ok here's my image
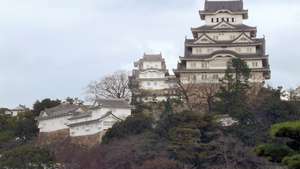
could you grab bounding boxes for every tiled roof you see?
[37,104,80,120]
[95,99,132,109]
[142,54,164,61]
[192,23,256,31]
[67,111,122,127]
[204,0,244,12]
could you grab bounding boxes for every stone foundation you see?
[37,129,70,145]
[70,131,107,147]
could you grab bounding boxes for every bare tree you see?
[176,80,220,113]
[85,71,131,102]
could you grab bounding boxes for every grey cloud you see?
[0,0,299,107]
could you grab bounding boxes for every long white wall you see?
[192,46,256,55]
[139,71,165,79]
[186,59,262,70]
[38,116,71,133]
[142,61,162,69]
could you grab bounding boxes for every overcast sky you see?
[0,0,300,108]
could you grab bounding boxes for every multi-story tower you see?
[174,0,270,84]
[130,54,177,102]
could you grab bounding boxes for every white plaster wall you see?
[180,73,226,84]
[139,71,165,79]
[69,108,131,137]
[140,80,168,90]
[205,13,244,25]
[143,61,162,69]
[206,32,250,41]
[38,116,71,133]
[192,46,256,55]
[186,58,231,70]
[70,122,101,137]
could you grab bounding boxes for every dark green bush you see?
[102,114,153,144]
[255,144,294,162]
[282,154,300,169]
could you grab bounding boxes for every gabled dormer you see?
[212,22,235,29]
[233,33,254,43]
[194,34,216,44]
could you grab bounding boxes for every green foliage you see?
[14,112,39,141]
[271,121,300,140]
[102,114,153,144]
[255,144,294,162]
[283,154,300,169]
[0,144,56,169]
[32,98,61,116]
[215,58,251,122]
[0,130,15,144]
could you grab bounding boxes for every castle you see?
[131,0,270,101]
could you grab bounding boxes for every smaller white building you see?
[36,104,83,133]
[290,87,300,101]
[130,54,177,102]
[68,99,132,137]
[5,105,28,116]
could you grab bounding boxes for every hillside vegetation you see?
[1,59,300,169]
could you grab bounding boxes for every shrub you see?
[255,144,294,162]
[102,114,153,144]
[0,144,55,169]
[271,121,300,140]
[282,154,300,169]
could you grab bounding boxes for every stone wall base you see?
[38,129,70,145]
[70,131,107,147]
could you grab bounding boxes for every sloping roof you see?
[204,0,244,12]
[95,99,132,109]
[67,111,122,127]
[192,23,256,32]
[143,54,164,61]
[37,104,80,120]
[68,112,92,120]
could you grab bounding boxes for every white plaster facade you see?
[38,116,71,133]
[37,100,132,139]
[174,0,270,84]
[68,99,132,137]
[131,54,177,102]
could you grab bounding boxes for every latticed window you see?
[252,62,258,67]
[213,74,219,80]
[201,62,208,68]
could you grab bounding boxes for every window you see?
[154,82,157,86]
[226,18,230,22]
[232,18,235,22]
[213,35,219,40]
[194,47,202,54]
[216,18,219,22]
[236,47,241,52]
[201,62,208,69]
[211,18,214,23]
[201,74,208,80]
[192,75,197,82]
[247,47,253,53]
[191,62,197,68]
[252,62,258,67]
[213,74,219,80]
[147,82,151,86]
[222,18,225,22]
